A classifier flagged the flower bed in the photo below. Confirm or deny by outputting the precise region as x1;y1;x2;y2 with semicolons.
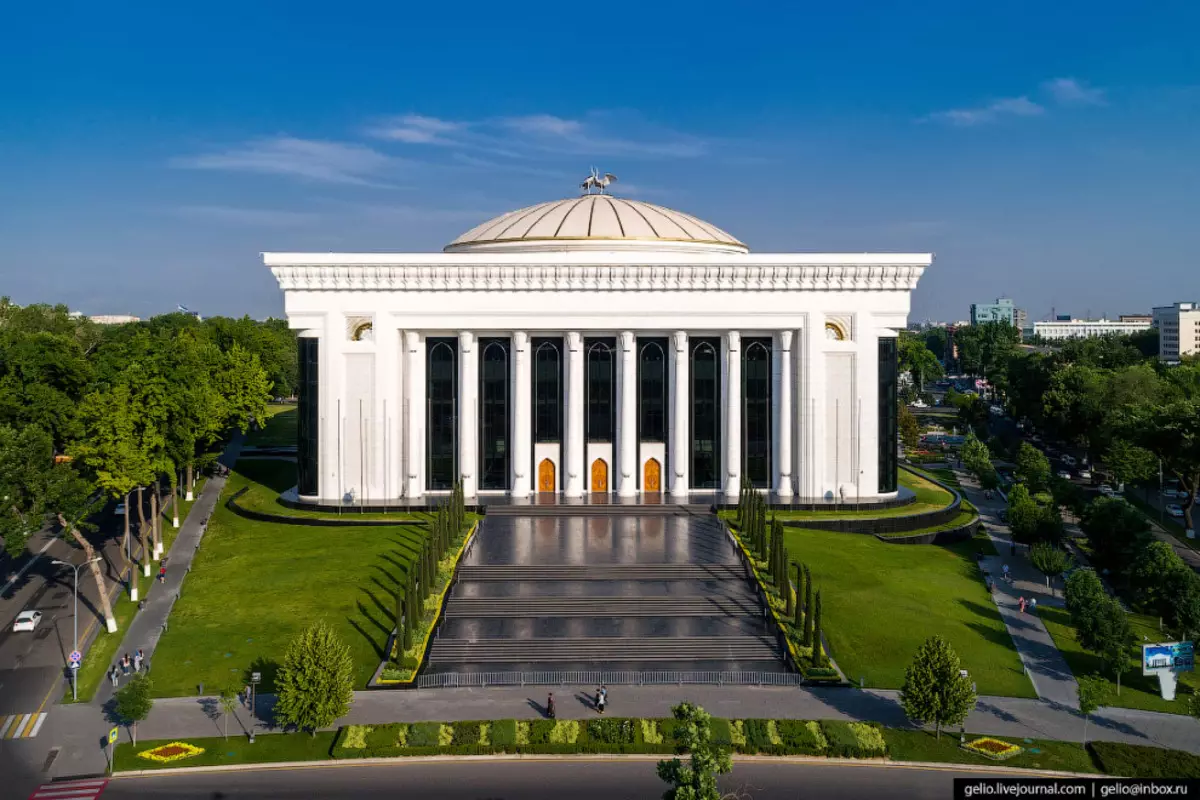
138;741;205;763
962;737;1024;761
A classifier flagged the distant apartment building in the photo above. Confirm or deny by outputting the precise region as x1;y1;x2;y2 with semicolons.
1033;318;1153;341
970;298;1015;326
1013;308;1028;337
1120;314;1152;324
1153;302;1200;361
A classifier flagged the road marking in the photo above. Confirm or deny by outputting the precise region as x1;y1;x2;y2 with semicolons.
0;535;58;597
27;778;109;799
0;712;47;739
0;714;15;737
7;713;31;738
28;711;47;737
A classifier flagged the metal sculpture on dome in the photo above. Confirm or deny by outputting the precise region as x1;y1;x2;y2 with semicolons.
580;168;617;195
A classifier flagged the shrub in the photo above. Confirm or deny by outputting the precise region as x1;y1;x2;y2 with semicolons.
1089;742;1200;778
452;722;482;746
639;719;663;745
366;724;402;751
548;720;580;744
407;721;442;748
821;720;887;758
528;719;555;745
438;724;453;747
491;719;518;749
729;720;746;747
394;724;408;747
516;721;530;745
743;719;775;752
709;718;733;746
807;667;839;679
479;723;490;747
659;718;679;746
342;725;370;750
775;720;827;754
587;718;635;744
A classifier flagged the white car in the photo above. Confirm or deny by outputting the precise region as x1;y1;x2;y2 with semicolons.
1098;485;1115;496
1062;455;1078;467
12;610;42;632
1077;469;1092;481
1056;470;1072;480
114;503;126;516
1163;489;1189;500
1167;504;1185;518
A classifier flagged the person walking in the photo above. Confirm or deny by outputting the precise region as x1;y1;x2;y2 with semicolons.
120;654;130;676
109;666;119;687
158;564;167;584
546;693;556;719
597;685;607;714
133;651;142;673
1018;596;1026;613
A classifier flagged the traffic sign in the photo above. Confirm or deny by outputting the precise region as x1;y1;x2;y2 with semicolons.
69;650;82;664
108;727;118;744
70;662;79;670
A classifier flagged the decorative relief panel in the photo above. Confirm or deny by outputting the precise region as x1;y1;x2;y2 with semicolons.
345;315;374;342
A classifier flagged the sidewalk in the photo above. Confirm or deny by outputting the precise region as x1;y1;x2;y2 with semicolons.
955;468;1081;709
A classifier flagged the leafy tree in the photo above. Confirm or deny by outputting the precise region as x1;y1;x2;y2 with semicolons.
961;432;992;479
1077;674;1109;747
1103;440;1156;491
1029;542;1072;596
1119;371;1200;534
1129;541;1187;614
0;425;59;558
1015;443;1052;494
899;635;977;739
1086;599;1135;694
1006;484;1042;544
899;334;944;392
899;404;921;451
1078;497;1153;576
656;702;732;800
218;688;239;739
274;621;354;735
1163;569;1200;642
793;563;804;633
1044;364;1108;459
113;674;154;745
1064;568;1106;619
213;344;272;435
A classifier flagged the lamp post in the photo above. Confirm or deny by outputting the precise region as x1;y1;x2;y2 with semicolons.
52;556;100;701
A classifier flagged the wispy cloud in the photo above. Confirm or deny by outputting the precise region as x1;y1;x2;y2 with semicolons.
172;137;397;185
370;114;465;144
923;95;1045;126
173;205;321;226
1043;77;1106;106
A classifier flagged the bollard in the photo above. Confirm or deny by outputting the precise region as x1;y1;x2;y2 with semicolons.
198;682;204;696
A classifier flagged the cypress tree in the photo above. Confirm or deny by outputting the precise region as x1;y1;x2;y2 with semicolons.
785;553;795;616
812;590;824;667
793;563;803;631
803;566;814;646
422;545;433;597
401;577;415;653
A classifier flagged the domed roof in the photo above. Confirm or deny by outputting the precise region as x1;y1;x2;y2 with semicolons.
445;195;748;254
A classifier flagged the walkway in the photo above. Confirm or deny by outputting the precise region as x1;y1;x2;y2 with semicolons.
954;467;1081;709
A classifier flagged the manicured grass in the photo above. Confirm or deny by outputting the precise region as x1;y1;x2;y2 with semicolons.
885;729;1099;773
876;508;978;538
232;459;426;523
244;403;297;447
148;462;430;697
114;731;337;771
783;528;1033;696
1039;606;1198;714
730;471;956;522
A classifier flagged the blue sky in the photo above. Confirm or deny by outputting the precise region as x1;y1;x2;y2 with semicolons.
2;0;1197;322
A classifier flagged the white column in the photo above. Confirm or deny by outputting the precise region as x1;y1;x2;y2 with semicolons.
324;313;345;503
512;331;532;497
670;331;689;496
617;331;637;497
458;331;478;497
723;331;741;498
564;331;585;497
801;314;827;500
775;330;794;497
857;316;882;499
404;331;424;498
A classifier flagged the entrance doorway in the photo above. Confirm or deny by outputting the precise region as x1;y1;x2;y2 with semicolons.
590;459;608;493
537;459;556;492
643;458;662;492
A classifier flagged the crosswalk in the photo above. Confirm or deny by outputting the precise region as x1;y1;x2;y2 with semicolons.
27;778;109;800
0;711;48;739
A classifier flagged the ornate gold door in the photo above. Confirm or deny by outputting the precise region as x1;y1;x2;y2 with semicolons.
644;458;661;492
590;458;608;493
538;459;556;492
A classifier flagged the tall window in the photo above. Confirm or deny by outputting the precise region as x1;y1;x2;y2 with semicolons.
743;338;772;487
690;338;721;489
297;337;319;496
878;337;899;493
638;339;668;443
426;338;458;490
586;339;615;442
479;338;510;490
533;339;562;442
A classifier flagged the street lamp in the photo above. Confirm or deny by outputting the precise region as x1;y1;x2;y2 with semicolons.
52;556;101;701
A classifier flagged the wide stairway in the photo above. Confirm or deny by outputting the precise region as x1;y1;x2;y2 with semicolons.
424;512;785;676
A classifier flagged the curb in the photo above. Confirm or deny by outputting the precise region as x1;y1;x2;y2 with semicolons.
108;752;1100;780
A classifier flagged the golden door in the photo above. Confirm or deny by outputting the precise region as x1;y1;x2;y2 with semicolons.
643;458;661;492
537;459;556;492
590;458;608;493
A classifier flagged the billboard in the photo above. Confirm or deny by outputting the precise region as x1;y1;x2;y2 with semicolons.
1142;641;1195;675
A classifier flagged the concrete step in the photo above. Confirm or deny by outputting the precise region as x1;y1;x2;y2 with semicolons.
456;564;747;582
427;636;781;663
484;504;715;517
444;595;761;618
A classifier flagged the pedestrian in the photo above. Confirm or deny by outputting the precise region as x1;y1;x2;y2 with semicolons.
109;666;119;687
1018;597;1026;613
597;685;607;714
121;653;130;676
133;652;142;673
158;564;167;584
546;692;556;719
1029;597;1038;612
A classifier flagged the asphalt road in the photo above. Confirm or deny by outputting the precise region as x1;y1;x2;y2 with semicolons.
100;759;1011;800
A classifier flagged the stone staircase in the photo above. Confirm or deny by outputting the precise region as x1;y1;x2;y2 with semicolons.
484;503;713;517
443;595;760;618
428;635;779;664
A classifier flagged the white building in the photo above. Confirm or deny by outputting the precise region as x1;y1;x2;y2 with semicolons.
265;189;932;504
1153;302;1200;362
1033;318;1152;341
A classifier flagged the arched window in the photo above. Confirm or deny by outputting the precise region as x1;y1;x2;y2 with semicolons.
690;339;721;489
742;339;772;487
426;339;458;490
533;339;562;442
479;339;510;490
638;340;667;442
586;340;615;442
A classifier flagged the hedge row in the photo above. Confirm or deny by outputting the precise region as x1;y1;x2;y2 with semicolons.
1088;742;1200;779
333;717;887;760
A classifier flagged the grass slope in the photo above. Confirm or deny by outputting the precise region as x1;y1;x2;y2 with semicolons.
783;528;1033;696
148;461;428;697
232;459;425;522
769;470;955;521
244;404;297;447
885;730;1099;773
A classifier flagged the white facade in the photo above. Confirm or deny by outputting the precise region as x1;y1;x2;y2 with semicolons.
1033;318;1152;341
1153;303;1200;362
266;194;931;503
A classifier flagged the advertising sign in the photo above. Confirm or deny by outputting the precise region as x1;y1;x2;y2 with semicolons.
1142;641;1194;675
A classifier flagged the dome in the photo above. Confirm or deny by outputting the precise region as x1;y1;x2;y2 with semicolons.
445;195;748;254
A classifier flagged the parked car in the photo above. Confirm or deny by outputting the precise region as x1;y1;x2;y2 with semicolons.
911;399;928;408
1098;484;1115;497
1055;470;1072;480
1162;489;1189;500
114;503;126;516
989;405;1004;415
1077;469;1092;481
1062;455;1078;467
1167;504;1185;518
12;610;42;632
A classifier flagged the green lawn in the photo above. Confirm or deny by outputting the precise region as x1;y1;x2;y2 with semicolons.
1040;606;1198;714
231;459;426;522
244;403;297;447
783;528;1033;696
885;729;1099;773
114;731;337;771
769;471;955;521
148;462;429;697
